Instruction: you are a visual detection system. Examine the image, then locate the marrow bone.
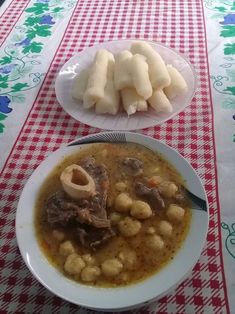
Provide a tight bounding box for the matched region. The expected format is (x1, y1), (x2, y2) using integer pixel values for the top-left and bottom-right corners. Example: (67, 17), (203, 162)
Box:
(60, 164), (96, 199)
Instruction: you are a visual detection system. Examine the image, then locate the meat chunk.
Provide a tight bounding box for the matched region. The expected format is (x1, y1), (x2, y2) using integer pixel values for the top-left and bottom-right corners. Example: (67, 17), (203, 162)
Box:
(46, 191), (78, 227)
(135, 182), (165, 210)
(45, 158), (110, 229)
(120, 157), (143, 176)
(76, 225), (115, 250)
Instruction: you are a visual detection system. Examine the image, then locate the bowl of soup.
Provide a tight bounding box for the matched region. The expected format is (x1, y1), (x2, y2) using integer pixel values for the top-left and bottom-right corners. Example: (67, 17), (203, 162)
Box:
(16, 132), (208, 312)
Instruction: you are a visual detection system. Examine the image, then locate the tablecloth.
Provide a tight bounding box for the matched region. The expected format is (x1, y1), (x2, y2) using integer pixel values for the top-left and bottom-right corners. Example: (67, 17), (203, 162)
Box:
(0, 0), (234, 313)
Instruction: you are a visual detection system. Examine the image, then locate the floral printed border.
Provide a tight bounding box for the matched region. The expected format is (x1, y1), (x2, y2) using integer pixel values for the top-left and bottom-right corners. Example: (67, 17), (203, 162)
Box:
(204, 0), (235, 139)
(0, 0), (76, 133)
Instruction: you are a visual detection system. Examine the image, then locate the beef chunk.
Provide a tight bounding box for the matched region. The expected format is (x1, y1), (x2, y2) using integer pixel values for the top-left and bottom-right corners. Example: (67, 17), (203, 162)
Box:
(135, 182), (165, 210)
(120, 157), (143, 176)
(45, 157), (110, 229)
(46, 191), (78, 227)
(76, 225), (115, 250)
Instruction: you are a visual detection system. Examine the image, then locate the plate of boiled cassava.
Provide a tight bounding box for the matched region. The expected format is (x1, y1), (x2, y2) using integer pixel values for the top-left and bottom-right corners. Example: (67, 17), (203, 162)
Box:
(55, 40), (197, 130)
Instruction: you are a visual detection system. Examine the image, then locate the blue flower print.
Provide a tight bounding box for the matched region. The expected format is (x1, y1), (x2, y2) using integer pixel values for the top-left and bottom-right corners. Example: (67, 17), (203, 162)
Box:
(0, 96), (12, 114)
(39, 15), (55, 25)
(0, 64), (18, 75)
(37, 0), (49, 3)
(220, 14), (235, 25)
(15, 38), (31, 47)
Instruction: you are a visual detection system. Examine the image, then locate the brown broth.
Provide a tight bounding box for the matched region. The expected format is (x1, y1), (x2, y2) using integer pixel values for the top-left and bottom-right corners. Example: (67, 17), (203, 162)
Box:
(35, 143), (191, 287)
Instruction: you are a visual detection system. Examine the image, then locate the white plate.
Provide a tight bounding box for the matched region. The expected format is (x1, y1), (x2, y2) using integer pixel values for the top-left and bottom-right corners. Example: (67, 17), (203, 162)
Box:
(16, 132), (208, 312)
(55, 40), (197, 130)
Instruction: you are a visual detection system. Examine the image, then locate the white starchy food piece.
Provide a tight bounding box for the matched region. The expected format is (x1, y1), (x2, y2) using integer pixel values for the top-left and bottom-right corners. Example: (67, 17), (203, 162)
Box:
(101, 258), (123, 277)
(130, 54), (152, 100)
(130, 200), (152, 219)
(72, 68), (90, 101)
(130, 41), (171, 89)
(146, 234), (164, 250)
(148, 89), (173, 113)
(114, 50), (133, 90)
(64, 253), (85, 275)
(115, 193), (133, 213)
(158, 181), (178, 198)
(83, 49), (114, 109)
(164, 64), (188, 99)
(118, 217), (141, 237)
(167, 204), (185, 222)
(59, 240), (75, 257)
(159, 220), (173, 237)
(136, 99), (148, 112)
(60, 164), (96, 200)
(121, 88), (147, 115)
(95, 57), (120, 115)
(81, 266), (101, 282)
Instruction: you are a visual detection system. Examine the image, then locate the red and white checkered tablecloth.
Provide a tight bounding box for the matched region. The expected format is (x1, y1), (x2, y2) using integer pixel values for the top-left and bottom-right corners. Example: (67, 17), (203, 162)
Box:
(0, 0), (230, 313)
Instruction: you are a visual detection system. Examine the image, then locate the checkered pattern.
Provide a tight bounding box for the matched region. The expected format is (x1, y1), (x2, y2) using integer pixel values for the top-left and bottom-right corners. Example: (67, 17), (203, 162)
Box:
(0, 0), (30, 46)
(0, 0), (229, 313)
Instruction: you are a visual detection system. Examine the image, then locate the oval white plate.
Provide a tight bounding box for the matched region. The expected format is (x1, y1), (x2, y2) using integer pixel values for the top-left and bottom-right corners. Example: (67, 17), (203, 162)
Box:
(16, 132), (208, 312)
(55, 40), (197, 130)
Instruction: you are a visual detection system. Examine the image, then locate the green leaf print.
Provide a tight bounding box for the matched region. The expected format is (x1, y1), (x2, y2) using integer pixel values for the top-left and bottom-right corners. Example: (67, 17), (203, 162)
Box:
(215, 6), (226, 12)
(224, 43), (235, 55)
(24, 16), (41, 27)
(26, 25), (51, 39)
(25, 3), (49, 15)
(34, 25), (52, 37)
(0, 56), (13, 65)
(0, 122), (5, 133)
(220, 25), (235, 38)
(53, 7), (64, 13)
(0, 113), (7, 121)
(22, 41), (43, 53)
(224, 86), (235, 95)
(11, 83), (29, 92)
(0, 75), (9, 89)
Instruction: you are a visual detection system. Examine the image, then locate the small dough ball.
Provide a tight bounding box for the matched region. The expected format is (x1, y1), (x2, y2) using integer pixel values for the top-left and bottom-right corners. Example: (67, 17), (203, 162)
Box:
(146, 226), (155, 235)
(82, 254), (96, 265)
(115, 193), (133, 213)
(118, 250), (137, 270)
(59, 240), (75, 257)
(146, 234), (164, 250)
(64, 253), (85, 275)
(158, 181), (178, 198)
(101, 258), (123, 277)
(167, 204), (185, 222)
(115, 181), (127, 192)
(52, 229), (65, 242)
(159, 220), (173, 237)
(130, 200), (152, 219)
(118, 217), (141, 237)
(110, 212), (122, 225)
(81, 266), (101, 282)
